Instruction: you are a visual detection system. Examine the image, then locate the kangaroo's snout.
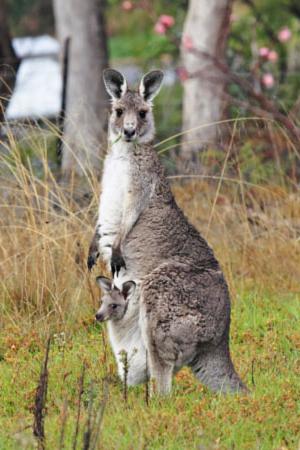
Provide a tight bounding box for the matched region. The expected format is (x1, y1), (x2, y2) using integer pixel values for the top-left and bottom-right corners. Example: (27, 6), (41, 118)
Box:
(124, 127), (136, 140)
(95, 312), (104, 322)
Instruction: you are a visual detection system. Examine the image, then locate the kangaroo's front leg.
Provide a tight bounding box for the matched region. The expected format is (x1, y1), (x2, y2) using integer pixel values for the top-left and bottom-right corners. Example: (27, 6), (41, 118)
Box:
(87, 226), (100, 271)
(111, 201), (139, 276)
(111, 189), (148, 276)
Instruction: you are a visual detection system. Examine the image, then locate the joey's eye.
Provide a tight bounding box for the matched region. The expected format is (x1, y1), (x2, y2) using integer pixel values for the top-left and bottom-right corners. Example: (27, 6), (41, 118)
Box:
(115, 108), (123, 117)
(111, 304), (118, 310)
(139, 110), (147, 119)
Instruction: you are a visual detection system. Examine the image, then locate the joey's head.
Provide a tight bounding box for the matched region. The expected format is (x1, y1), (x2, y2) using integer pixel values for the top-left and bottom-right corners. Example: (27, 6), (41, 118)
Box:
(95, 276), (136, 322)
(103, 69), (164, 144)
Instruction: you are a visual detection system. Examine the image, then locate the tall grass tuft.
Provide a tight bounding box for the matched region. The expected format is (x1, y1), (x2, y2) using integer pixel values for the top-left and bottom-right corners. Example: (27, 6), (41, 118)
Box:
(0, 118), (299, 337)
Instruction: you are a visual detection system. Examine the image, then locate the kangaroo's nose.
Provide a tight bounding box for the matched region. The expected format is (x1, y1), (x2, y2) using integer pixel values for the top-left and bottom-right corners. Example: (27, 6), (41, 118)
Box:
(95, 312), (104, 322)
(124, 128), (136, 139)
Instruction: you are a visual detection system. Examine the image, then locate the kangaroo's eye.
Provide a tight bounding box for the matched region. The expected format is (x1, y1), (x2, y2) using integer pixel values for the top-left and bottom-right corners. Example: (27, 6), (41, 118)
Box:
(115, 108), (123, 117)
(139, 110), (147, 119)
(111, 304), (118, 310)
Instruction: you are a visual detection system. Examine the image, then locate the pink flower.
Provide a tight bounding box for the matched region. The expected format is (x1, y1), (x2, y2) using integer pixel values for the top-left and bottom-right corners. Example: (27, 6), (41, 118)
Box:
(182, 34), (194, 50)
(278, 27), (292, 42)
(159, 15), (175, 28)
(154, 22), (166, 35)
(122, 1), (133, 11)
(259, 47), (270, 58)
(177, 67), (189, 82)
(268, 50), (278, 63)
(262, 73), (275, 89)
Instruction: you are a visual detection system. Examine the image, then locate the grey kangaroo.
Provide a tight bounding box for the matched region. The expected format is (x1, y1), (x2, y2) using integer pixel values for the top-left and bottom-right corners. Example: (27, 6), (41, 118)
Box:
(95, 276), (147, 385)
(96, 274), (245, 394)
(88, 68), (247, 393)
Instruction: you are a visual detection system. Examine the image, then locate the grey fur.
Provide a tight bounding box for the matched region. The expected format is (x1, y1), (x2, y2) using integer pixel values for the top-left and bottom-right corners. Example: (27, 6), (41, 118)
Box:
(140, 261), (246, 394)
(89, 69), (247, 394)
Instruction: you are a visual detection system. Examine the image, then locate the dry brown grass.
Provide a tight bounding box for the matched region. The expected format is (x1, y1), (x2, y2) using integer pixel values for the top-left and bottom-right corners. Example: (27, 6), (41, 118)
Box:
(0, 122), (299, 339)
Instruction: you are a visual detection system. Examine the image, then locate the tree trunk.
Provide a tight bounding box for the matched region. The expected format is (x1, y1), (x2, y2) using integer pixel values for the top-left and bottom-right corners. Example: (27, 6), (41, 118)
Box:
(180, 0), (232, 171)
(0, 0), (20, 124)
(53, 0), (109, 178)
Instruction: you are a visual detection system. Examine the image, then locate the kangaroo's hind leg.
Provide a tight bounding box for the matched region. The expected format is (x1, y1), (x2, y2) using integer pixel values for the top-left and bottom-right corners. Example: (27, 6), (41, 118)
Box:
(147, 347), (174, 395)
(139, 292), (174, 396)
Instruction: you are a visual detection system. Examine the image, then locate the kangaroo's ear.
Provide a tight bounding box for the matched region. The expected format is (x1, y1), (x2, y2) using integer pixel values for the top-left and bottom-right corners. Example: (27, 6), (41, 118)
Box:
(121, 281), (136, 300)
(96, 276), (112, 293)
(139, 70), (164, 102)
(103, 69), (127, 100)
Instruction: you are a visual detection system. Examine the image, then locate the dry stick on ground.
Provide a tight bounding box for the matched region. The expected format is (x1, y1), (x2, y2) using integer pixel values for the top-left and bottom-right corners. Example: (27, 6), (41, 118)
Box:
(188, 48), (300, 144)
(72, 364), (86, 450)
(33, 337), (51, 450)
(90, 380), (109, 450)
(83, 382), (95, 450)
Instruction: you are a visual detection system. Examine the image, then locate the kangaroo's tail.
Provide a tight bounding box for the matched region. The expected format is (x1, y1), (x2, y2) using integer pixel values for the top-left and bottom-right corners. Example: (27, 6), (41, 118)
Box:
(190, 343), (248, 394)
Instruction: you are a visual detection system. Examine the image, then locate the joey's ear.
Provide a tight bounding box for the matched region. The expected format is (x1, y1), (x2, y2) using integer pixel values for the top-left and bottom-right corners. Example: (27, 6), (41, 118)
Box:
(96, 276), (112, 293)
(121, 281), (136, 300)
(139, 70), (164, 102)
(103, 69), (127, 100)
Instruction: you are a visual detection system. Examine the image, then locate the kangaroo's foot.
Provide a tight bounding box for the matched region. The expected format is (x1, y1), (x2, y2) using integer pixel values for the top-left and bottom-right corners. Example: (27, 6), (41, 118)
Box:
(147, 353), (173, 396)
(111, 246), (126, 277)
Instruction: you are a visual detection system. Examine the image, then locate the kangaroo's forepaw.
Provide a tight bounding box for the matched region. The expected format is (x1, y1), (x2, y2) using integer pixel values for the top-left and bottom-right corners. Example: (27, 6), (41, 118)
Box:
(111, 248), (126, 277)
(87, 252), (99, 271)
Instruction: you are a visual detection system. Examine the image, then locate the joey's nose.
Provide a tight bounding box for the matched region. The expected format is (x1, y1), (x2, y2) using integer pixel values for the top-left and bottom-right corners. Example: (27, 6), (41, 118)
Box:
(95, 312), (104, 322)
(124, 128), (136, 139)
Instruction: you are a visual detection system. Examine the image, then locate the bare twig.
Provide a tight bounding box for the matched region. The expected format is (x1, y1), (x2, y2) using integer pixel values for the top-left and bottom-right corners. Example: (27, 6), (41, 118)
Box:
(90, 380), (109, 450)
(83, 382), (95, 450)
(72, 364), (86, 450)
(33, 337), (51, 450)
(188, 48), (300, 144)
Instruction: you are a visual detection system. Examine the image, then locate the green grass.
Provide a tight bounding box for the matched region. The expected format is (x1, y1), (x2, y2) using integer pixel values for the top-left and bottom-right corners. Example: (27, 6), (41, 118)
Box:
(0, 290), (299, 450)
(1, 122), (300, 449)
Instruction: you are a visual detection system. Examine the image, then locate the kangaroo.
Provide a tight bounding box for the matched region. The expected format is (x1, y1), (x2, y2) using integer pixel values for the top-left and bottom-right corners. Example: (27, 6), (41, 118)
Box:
(95, 276), (147, 385)
(140, 262), (246, 394)
(96, 273), (246, 395)
(88, 69), (247, 393)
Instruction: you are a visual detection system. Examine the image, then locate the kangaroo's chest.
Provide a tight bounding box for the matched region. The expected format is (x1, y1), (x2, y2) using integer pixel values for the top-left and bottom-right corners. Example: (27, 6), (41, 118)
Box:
(99, 149), (131, 233)
(107, 309), (147, 385)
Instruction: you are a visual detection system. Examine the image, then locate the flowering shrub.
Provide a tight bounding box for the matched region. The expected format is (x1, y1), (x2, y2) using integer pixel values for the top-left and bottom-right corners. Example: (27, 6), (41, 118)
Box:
(277, 26), (292, 42)
(262, 73), (275, 89)
(154, 14), (175, 35)
(108, 0), (300, 119)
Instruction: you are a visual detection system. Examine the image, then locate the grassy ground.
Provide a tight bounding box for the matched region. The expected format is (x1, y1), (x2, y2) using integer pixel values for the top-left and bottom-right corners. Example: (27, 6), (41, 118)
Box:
(0, 290), (299, 449)
(0, 124), (299, 449)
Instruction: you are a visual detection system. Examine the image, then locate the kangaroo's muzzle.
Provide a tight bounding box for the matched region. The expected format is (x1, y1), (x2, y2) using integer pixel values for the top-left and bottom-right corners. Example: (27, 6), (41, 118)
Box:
(123, 127), (136, 141)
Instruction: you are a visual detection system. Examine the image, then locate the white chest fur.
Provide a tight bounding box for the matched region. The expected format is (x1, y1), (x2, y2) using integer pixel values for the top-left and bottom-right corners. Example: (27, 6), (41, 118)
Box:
(107, 292), (147, 385)
(98, 141), (131, 261)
